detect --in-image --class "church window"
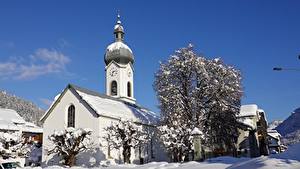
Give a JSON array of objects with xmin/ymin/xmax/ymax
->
[
  {"xmin": 67, "ymin": 105, "xmax": 75, "ymax": 128},
  {"xmin": 111, "ymin": 81, "xmax": 118, "ymax": 96},
  {"xmin": 127, "ymin": 82, "xmax": 131, "ymax": 97}
]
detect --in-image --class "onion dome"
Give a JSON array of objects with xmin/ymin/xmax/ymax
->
[{"xmin": 104, "ymin": 14, "xmax": 134, "ymax": 65}]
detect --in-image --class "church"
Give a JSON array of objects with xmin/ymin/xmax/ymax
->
[{"xmin": 40, "ymin": 15, "xmax": 167, "ymax": 165}]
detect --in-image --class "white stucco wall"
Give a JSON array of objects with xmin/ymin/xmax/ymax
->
[
  {"xmin": 42, "ymin": 89, "xmax": 100, "ymax": 165},
  {"xmin": 98, "ymin": 116, "xmax": 167, "ymax": 164}
]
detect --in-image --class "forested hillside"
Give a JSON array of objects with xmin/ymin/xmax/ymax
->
[{"xmin": 0, "ymin": 90, "xmax": 44, "ymax": 126}]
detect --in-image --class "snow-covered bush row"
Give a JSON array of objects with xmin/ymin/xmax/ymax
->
[{"xmin": 47, "ymin": 128, "xmax": 92, "ymax": 166}]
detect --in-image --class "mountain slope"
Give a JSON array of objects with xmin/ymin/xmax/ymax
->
[
  {"xmin": 0, "ymin": 90, "xmax": 44, "ymax": 126},
  {"xmin": 276, "ymin": 108, "xmax": 300, "ymax": 145},
  {"xmin": 276, "ymin": 108, "xmax": 300, "ymax": 136}
]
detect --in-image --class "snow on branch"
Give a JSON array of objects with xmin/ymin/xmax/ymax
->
[
  {"xmin": 154, "ymin": 44, "xmax": 243, "ymax": 157},
  {"xmin": 0, "ymin": 131, "xmax": 30, "ymax": 159}
]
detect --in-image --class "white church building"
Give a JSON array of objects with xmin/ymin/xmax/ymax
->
[{"xmin": 40, "ymin": 15, "xmax": 167, "ymax": 165}]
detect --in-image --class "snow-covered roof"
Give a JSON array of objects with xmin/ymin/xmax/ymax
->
[
  {"xmin": 258, "ymin": 109, "xmax": 264, "ymax": 113},
  {"xmin": 71, "ymin": 85, "xmax": 159, "ymax": 125},
  {"xmin": 114, "ymin": 24, "xmax": 124, "ymax": 31},
  {"xmin": 0, "ymin": 120, "xmax": 19, "ymax": 131},
  {"xmin": 268, "ymin": 130, "xmax": 281, "ymax": 139},
  {"xmin": 0, "ymin": 108, "xmax": 42, "ymax": 133},
  {"xmin": 104, "ymin": 41, "xmax": 134, "ymax": 65},
  {"xmin": 0, "ymin": 108, "xmax": 25, "ymax": 125},
  {"xmin": 106, "ymin": 41, "xmax": 132, "ymax": 53},
  {"xmin": 239, "ymin": 104, "xmax": 258, "ymax": 117}
]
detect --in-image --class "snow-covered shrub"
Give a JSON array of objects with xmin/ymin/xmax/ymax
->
[
  {"xmin": 0, "ymin": 131, "xmax": 30, "ymax": 159},
  {"xmin": 154, "ymin": 44, "xmax": 242, "ymax": 158},
  {"xmin": 158, "ymin": 125, "xmax": 193, "ymax": 162},
  {"xmin": 103, "ymin": 120, "xmax": 149, "ymax": 164},
  {"xmin": 47, "ymin": 127, "xmax": 92, "ymax": 166}
]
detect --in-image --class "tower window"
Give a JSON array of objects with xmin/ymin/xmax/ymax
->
[
  {"xmin": 67, "ymin": 105, "xmax": 75, "ymax": 128},
  {"xmin": 127, "ymin": 82, "xmax": 131, "ymax": 97},
  {"xmin": 111, "ymin": 81, "xmax": 118, "ymax": 96}
]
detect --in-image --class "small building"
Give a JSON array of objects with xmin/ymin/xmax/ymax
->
[
  {"xmin": 0, "ymin": 108, "xmax": 43, "ymax": 166},
  {"xmin": 0, "ymin": 108, "xmax": 43, "ymax": 143},
  {"xmin": 267, "ymin": 129, "xmax": 282, "ymax": 153},
  {"xmin": 237, "ymin": 104, "xmax": 269, "ymax": 157}
]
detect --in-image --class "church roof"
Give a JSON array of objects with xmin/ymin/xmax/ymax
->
[
  {"xmin": 104, "ymin": 41, "xmax": 134, "ymax": 65},
  {"xmin": 41, "ymin": 84, "xmax": 159, "ymax": 126}
]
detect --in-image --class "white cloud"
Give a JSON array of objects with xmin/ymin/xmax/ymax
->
[{"xmin": 0, "ymin": 48, "xmax": 70, "ymax": 80}]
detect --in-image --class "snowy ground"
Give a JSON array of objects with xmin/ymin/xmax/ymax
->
[
  {"xmin": 26, "ymin": 156, "xmax": 300, "ymax": 169},
  {"xmin": 26, "ymin": 143, "xmax": 300, "ymax": 169}
]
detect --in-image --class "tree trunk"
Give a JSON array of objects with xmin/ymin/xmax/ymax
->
[
  {"xmin": 172, "ymin": 148, "xmax": 179, "ymax": 162},
  {"xmin": 123, "ymin": 146, "xmax": 131, "ymax": 164},
  {"xmin": 65, "ymin": 153, "xmax": 76, "ymax": 166}
]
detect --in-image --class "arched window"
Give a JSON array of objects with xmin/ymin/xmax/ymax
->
[
  {"xmin": 127, "ymin": 82, "xmax": 131, "ymax": 97},
  {"xmin": 67, "ymin": 105, "xmax": 75, "ymax": 128},
  {"xmin": 111, "ymin": 81, "xmax": 118, "ymax": 96}
]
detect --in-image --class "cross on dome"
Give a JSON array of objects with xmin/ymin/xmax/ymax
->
[
  {"xmin": 117, "ymin": 11, "xmax": 121, "ymax": 24},
  {"xmin": 114, "ymin": 12, "xmax": 124, "ymax": 42}
]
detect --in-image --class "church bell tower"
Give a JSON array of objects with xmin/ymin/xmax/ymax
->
[{"xmin": 104, "ymin": 14, "xmax": 135, "ymax": 103}]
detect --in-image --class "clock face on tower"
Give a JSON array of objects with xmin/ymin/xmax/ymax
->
[
  {"xmin": 109, "ymin": 68, "xmax": 118, "ymax": 77},
  {"xmin": 127, "ymin": 69, "xmax": 132, "ymax": 77}
]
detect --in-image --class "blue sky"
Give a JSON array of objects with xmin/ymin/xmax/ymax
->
[{"xmin": 0, "ymin": 0, "xmax": 300, "ymax": 122}]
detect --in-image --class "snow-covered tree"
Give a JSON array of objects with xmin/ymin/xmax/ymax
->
[
  {"xmin": 103, "ymin": 120, "xmax": 149, "ymax": 164},
  {"xmin": 47, "ymin": 128, "xmax": 92, "ymax": 166},
  {"xmin": 0, "ymin": 131, "xmax": 30, "ymax": 159},
  {"xmin": 154, "ymin": 45, "xmax": 199, "ymax": 128},
  {"xmin": 154, "ymin": 44, "xmax": 242, "ymax": 157},
  {"xmin": 199, "ymin": 58, "xmax": 242, "ymax": 154},
  {"xmin": 154, "ymin": 44, "xmax": 203, "ymax": 161}
]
